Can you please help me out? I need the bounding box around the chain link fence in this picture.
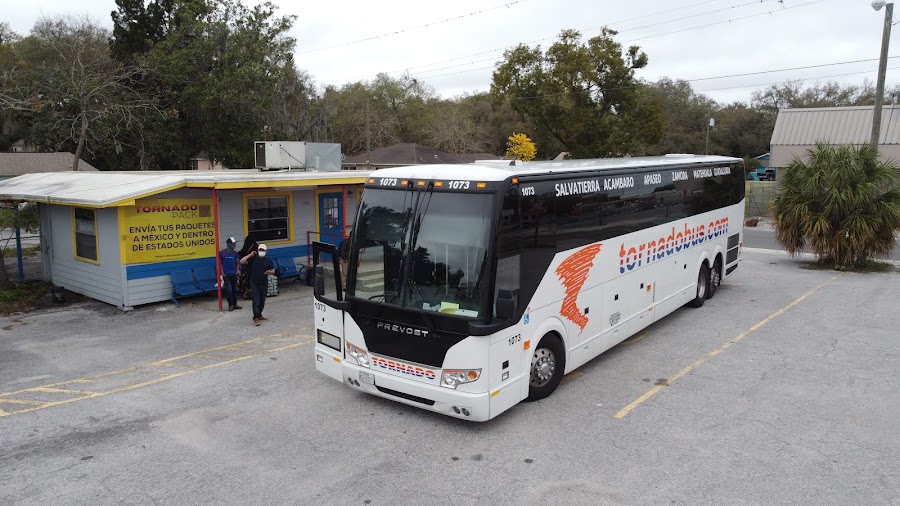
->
[745,181,777,218]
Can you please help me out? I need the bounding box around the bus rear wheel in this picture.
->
[526,334,566,401]
[687,264,709,308]
[707,257,722,300]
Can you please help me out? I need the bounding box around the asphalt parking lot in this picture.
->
[1,249,898,505]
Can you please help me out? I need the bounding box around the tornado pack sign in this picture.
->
[119,198,216,264]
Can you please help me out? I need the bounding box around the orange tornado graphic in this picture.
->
[555,244,602,332]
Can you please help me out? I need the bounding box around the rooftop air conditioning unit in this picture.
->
[254,141,341,172]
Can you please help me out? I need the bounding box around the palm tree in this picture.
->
[773,143,900,268]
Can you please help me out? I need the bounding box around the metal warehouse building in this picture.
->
[0,170,369,309]
[770,105,900,170]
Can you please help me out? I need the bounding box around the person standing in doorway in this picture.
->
[241,243,276,326]
[219,237,242,311]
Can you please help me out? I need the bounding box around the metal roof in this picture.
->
[770,105,900,146]
[0,170,371,207]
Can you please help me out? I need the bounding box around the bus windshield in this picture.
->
[348,188,493,318]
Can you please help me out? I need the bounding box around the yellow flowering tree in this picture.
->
[505,132,537,161]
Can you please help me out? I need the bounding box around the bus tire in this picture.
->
[687,263,709,308]
[707,256,722,300]
[526,333,566,402]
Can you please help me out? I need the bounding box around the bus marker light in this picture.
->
[333,356,341,362]
[476,182,487,188]
[647,284,652,292]
[511,177,519,184]
[491,390,500,397]
[524,340,530,350]
[434,181,444,187]
[401,180,408,185]
[367,178,375,183]
[417,180,426,187]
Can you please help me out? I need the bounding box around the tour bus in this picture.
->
[312,155,745,421]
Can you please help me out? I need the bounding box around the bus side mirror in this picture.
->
[314,265,325,296]
[496,289,517,320]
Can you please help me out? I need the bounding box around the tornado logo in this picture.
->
[555,244,602,332]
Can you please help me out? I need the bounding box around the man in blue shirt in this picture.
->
[219,237,242,311]
[241,243,276,326]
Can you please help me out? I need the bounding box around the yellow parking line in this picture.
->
[28,387,98,396]
[0,398,45,405]
[622,330,650,345]
[562,371,583,382]
[614,274,841,419]
[0,329,314,418]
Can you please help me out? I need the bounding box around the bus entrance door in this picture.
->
[312,241,346,382]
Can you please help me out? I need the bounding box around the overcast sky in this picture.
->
[5,0,897,104]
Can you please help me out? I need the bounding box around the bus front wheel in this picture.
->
[687,264,709,308]
[526,334,566,401]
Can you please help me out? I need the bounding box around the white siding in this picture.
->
[43,204,123,306]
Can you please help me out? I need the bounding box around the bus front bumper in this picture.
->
[315,345,492,422]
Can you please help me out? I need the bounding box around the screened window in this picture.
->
[73,208,98,262]
[247,194,290,242]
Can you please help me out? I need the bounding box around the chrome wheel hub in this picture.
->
[530,348,556,387]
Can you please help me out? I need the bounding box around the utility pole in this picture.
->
[872,1,894,153]
[365,98,371,170]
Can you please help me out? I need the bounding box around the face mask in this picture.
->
[258,251,267,258]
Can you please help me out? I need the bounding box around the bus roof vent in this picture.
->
[664,153,694,158]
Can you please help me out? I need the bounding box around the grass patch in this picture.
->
[1,244,41,257]
[803,259,897,273]
[0,280,54,315]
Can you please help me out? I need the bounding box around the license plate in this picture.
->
[359,370,375,385]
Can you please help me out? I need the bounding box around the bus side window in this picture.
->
[521,182,556,250]
[495,188,521,316]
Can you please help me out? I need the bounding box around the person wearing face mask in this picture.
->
[219,237,242,311]
[241,243,276,326]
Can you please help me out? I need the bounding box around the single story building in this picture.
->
[770,105,900,169]
[0,169,369,309]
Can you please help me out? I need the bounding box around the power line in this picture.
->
[413,0,825,79]
[498,56,900,101]
[297,0,531,55]
[326,0,773,85]
[696,66,900,93]
[624,0,828,43]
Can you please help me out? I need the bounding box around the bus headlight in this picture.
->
[441,369,481,389]
[346,342,370,368]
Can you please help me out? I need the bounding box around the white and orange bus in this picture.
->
[312,155,745,421]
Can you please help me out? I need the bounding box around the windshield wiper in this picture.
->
[401,182,435,309]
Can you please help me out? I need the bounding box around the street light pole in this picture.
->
[871,1,894,152]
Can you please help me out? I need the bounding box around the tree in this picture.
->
[639,78,715,156]
[149,0,296,167]
[491,29,662,158]
[110,0,178,63]
[773,143,900,268]
[505,132,536,161]
[7,16,161,170]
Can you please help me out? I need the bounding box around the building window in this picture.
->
[246,193,292,243]
[322,196,340,229]
[73,208,98,262]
